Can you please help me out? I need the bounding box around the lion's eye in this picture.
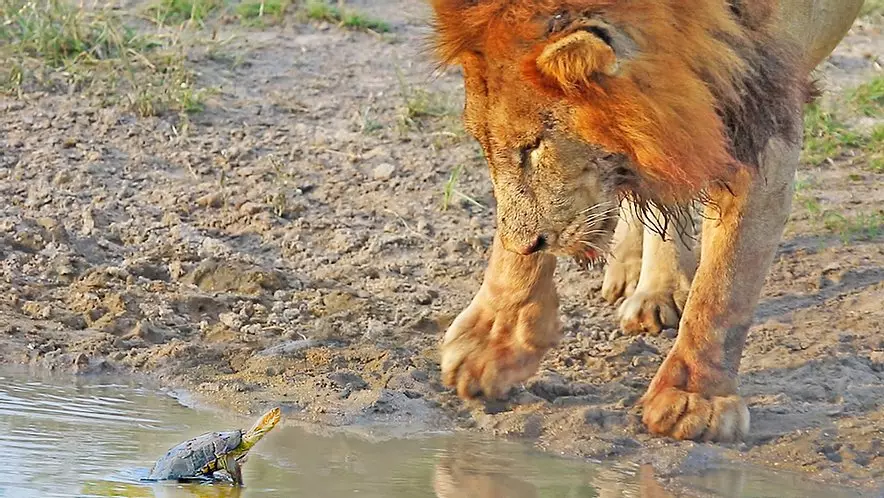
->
[519,139,542,169]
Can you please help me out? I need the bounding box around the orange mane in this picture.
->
[431,0,792,202]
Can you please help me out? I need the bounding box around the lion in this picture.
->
[429,0,864,442]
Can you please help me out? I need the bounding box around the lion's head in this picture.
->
[430,0,800,262]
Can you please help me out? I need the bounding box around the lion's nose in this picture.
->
[514,234,547,255]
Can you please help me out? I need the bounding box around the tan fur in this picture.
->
[614,205,696,336]
[600,204,643,304]
[434,0,864,442]
[537,31,618,91]
[442,235,559,399]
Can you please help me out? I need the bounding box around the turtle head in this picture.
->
[240,407,282,451]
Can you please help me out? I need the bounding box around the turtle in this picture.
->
[146,407,281,485]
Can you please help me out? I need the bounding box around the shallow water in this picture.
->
[0,367,868,498]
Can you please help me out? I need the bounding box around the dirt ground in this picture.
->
[1,0,882,493]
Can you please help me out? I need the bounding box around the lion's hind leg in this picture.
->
[603,201,697,336]
[601,202,643,304]
[617,205,697,336]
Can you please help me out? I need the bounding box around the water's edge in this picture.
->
[0,363,877,498]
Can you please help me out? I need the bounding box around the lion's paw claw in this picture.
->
[618,290,686,335]
[641,387,749,443]
[601,259,640,304]
[441,302,554,400]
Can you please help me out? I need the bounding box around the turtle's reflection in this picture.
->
[80,479,244,498]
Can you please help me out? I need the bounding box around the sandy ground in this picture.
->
[1,1,882,493]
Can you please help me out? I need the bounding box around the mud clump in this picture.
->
[184,259,286,295]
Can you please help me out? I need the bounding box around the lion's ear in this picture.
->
[535,26,624,92]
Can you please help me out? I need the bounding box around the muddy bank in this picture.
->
[0,1,882,493]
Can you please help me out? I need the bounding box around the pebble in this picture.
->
[239,201,265,215]
[196,192,224,208]
[241,324,263,336]
[219,312,242,330]
[372,163,396,180]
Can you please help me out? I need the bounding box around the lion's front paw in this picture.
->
[618,290,687,335]
[441,298,557,400]
[642,388,749,442]
[640,353,748,442]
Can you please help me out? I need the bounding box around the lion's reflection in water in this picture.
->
[431,439,677,498]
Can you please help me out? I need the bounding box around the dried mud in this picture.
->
[0,1,882,494]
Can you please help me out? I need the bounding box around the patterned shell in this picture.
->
[147,430,243,481]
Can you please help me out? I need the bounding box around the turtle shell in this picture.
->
[147,430,243,481]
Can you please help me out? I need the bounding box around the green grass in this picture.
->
[802,75,882,171]
[303,0,390,33]
[441,164,463,211]
[822,211,884,242]
[801,103,864,165]
[848,76,884,117]
[867,124,884,172]
[0,0,152,67]
[1,0,208,117]
[794,74,882,241]
[395,69,458,134]
[440,164,484,211]
[236,0,290,23]
[847,77,883,172]
[401,87,454,121]
[794,192,884,242]
[860,0,884,16]
[146,0,222,26]
[356,106,383,135]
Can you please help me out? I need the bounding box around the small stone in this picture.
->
[81,208,96,236]
[327,371,368,390]
[608,330,622,341]
[37,217,69,244]
[372,163,396,180]
[413,291,436,305]
[168,261,186,280]
[219,312,242,330]
[239,202,265,215]
[123,320,167,345]
[258,339,317,356]
[22,301,51,319]
[241,324,263,336]
[196,192,224,208]
[72,353,89,367]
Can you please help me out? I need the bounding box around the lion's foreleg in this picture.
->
[441,233,560,399]
[640,135,800,442]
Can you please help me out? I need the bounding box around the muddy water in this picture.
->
[0,367,867,498]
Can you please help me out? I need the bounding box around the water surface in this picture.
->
[0,367,868,497]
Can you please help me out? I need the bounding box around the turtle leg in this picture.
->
[220,454,244,485]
